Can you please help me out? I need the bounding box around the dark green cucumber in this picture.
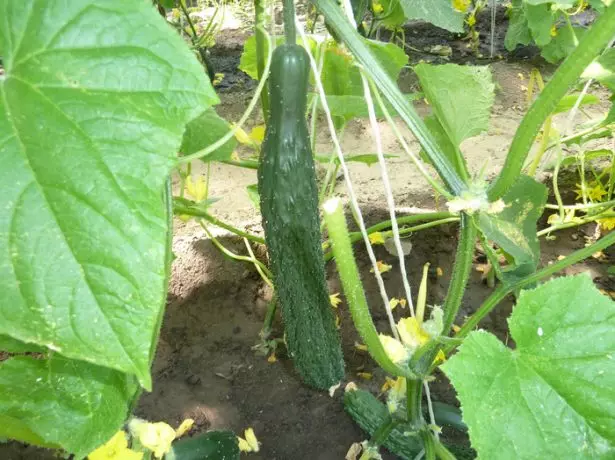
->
[343,389,476,459]
[258,43,344,390]
[166,431,239,460]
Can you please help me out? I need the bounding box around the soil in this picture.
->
[3,8,615,460]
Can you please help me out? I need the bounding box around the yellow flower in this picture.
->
[128,418,194,459]
[237,428,260,452]
[330,292,342,308]
[575,182,606,201]
[249,125,266,145]
[372,1,384,14]
[370,260,392,274]
[550,25,558,37]
[185,175,207,202]
[368,232,385,245]
[397,317,430,349]
[598,216,615,231]
[467,14,476,27]
[452,0,471,12]
[88,431,142,460]
[379,334,409,364]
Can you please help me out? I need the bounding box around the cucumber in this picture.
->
[258,43,345,389]
[165,431,239,460]
[343,388,476,459]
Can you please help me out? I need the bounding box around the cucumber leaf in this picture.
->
[398,0,464,33]
[505,0,533,51]
[0,355,138,458]
[0,0,214,388]
[541,26,587,64]
[442,275,615,459]
[0,335,45,354]
[477,175,547,284]
[414,63,495,146]
[180,108,237,162]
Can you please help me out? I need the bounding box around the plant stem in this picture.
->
[220,158,259,169]
[322,197,415,378]
[283,0,297,44]
[488,4,615,200]
[254,0,270,118]
[407,378,424,427]
[442,214,477,333]
[433,440,456,460]
[449,228,615,350]
[174,201,265,244]
[260,294,278,340]
[179,0,215,81]
[421,430,436,460]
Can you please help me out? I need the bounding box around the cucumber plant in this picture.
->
[2,0,615,459]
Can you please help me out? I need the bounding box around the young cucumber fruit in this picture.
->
[258,43,345,389]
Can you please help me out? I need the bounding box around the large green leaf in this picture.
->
[0,355,138,458]
[541,26,587,63]
[414,63,495,146]
[0,335,45,353]
[377,0,406,29]
[505,0,533,51]
[180,108,237,162]
[0,0,215,388]
[477,175,547,283]
[525,3,555,47]
[398,0,464,33]
[442,275,615,459]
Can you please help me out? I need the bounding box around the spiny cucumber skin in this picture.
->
[258,44,344,390]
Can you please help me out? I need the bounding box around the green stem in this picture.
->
[449,228,615,351]
[442,214,477,333]
[488,4,615,200]
[254,0,269,119]
[311,0,466,195]
[433,440,457,460]
[173,202,265,244]
[324,216,459,261]
[283,0,297,44]
[179,1,215,81]
[526,116,552,177]
[322,198,415,378]
[220,158,259,169]
[422,430,437,460]
[260,294,278,340]
[407,378,424,427]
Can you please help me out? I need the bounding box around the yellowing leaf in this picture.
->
[389,298,400,310]
[369,232,386,245]
[436,267,443,277]
[233,124,253,145]
[185,175,207,202]
[354,342,368,352]
[335,314,342,329]
[330,292,342,308]
[88,431,143,460]
[267,353,277,363]
[370,261,392,274]
[249,125,266,144]
[213,72,225,85]
[357,372,373,380]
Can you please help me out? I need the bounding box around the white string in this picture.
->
[360,73,417,317]
[296,20,399,339]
